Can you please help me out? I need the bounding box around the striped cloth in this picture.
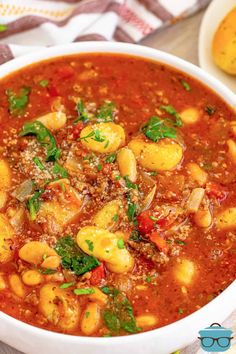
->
[0,0,212,64]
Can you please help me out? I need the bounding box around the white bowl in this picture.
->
[0,42,235,354]
[199,0,236,92]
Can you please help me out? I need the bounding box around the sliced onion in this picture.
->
[11,180,33,202]
[141,184,157,211]
[186,188,205,213]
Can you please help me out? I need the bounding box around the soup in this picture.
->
[0,54,235,337]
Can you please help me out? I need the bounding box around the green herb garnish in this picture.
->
[112,214,118,222]
[124,176,138,190]
[97,102,115,123]
[178,308,184,314]
[0,24,7,32]
[74,288,95,296]
[205,105,216,116]
[55,236,99,276]
[126,193,137,222]
[97,163,103,171]
[39,80,49,88]
[85,239,94,252]
[117,239,125,249]
[39,268,56,275]
[27,189,44,220]
[102,287,140,335]
[175,240,185,245]
[145,275,152,283]
[129,229,144,242]
[33,156,45,171]
[85,311,90,318]
[180,80,191,91]
[75,100,89,123]
[105,153,116,164]
[60,282,75,289]
[142,116,176,142]
[6,87,31,116]
[19,121,60,162]
[52,162,68,178]
[160,105,183,127]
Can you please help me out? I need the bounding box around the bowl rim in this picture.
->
[0,41,235,345]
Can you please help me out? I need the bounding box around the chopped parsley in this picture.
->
[6,87,31,116]
[142,116,176,142]
[60,282,75,289]
[97,102,115,123]
[178,308,184,314]
[126,193,137,222]
[39,268,56,275]
[0,24,7,32]
[160,105,183,127]
[19,121,60,162]
[74,288,95,295]
[124,176,138,190]
[27,189,44,221]
[175,240,186,245]
[145,275,152,283]
[149,215,159,221]
[205,105,216,116]
[93,130,106,142]
[112,214,119,222]
[129,229,144,242]
[105,153,116,163]
[180,79,191,91]
[85,311,90,318]
[97,163,103,171]
[117,239,125,249]
[33,156,45,171]
[85,239,94,252]
[55,236,99,276]
[75,100,89,123]
[52,162,68,178]
[39,80,49,88]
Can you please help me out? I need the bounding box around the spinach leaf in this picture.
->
[160,105,183,127]
[97,102,115,123]
[6,87,31,116]
[52,162,68,178]
[27,189,44,220]
[102,288,140,335]
[124,176,138,190]
[142,116,176,142]
[19,121,60,162]
[55,236,99,276]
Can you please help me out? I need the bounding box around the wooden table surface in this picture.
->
[0,9,205,354]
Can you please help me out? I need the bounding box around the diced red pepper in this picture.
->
[90,263,105,286]
[206,182,228,201]
[72,122,83,139]
[137,210,155,235]
[149,231,169,254]
[47,85,59,97]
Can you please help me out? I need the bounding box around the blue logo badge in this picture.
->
[198,323,233,352]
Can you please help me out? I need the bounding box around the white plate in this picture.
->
[199,0,236,92]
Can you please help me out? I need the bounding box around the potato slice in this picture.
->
[19,241,57,265]
[39,283,80,330]
[128,138,183,171]
[93,200,121,230]
[77,226,134,273]
[80,123,125,153]
[36,111,67,131]
[216,208,236,230]
[0,213,15,263]
[0,159,11,190]
[81,303,101,336]
[117,147,137,182]
[174,259,195,285]
[9,274,25,298]
[180,108,200,124]
[212,7,236,74]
